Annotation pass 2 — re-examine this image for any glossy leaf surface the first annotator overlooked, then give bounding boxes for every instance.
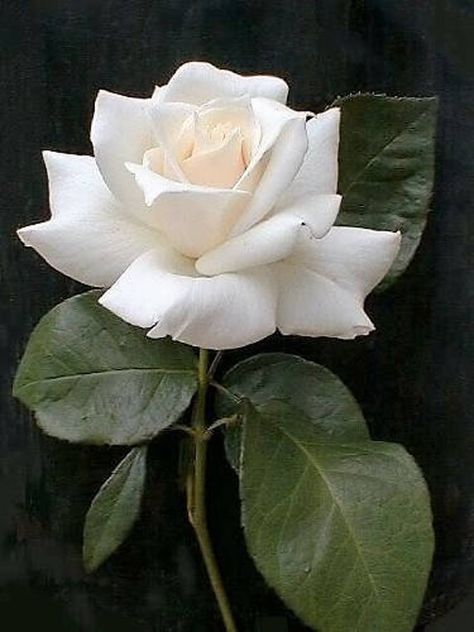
[218,353,368,471]
[241,401,434,632]
[335,94,437,286]
[14,291,198,444]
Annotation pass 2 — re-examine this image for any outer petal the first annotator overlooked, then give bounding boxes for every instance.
[17,152,172,287]
[158,61,289,105]
[127,163,250,258]
[271,193,341,236]
[276,226,401,339]
[230,98,309,235]
[278,108,340,208]
[99,250,278,350]
[196,194,341,276]
[196,214,303,276]
[276,263,375,339]
[292,226,401,299]
[90,90,155,207]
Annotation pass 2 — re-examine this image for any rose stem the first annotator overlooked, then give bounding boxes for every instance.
[187,348,238,632]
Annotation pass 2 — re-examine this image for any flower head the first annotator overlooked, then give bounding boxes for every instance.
[18,62,400,349]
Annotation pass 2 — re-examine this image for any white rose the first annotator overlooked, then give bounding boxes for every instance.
[18,62,400,350]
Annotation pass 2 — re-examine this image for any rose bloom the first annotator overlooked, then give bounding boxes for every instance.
[18,62,400,350]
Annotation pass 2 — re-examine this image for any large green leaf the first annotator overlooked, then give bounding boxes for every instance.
[335,94,437,286]
[83,446,147,572]
[241,402,434,632]
[217,353,369,471]
[13,291,198,445]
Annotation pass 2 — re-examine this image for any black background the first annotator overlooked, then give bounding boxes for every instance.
[1,1,473,631]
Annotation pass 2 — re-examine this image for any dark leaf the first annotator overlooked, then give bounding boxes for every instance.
[217,353,368,472]
[83,446,147,572]
[241,402,434,632]
[13,291,198,444]
[335,94,438,287]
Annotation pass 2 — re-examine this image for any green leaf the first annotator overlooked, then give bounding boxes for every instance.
[335,93,438,287]
[222,419,243,474]
[13,291,198,445]
[218,354,434,630]
[241,402,434,632]
[217,353,369,471]
[83,446,147,572]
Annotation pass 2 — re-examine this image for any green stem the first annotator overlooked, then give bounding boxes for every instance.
[187,349,238,632]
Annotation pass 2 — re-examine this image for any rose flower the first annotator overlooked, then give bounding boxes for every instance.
[18,62,400,349]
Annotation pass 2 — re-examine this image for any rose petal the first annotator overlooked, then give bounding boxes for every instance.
[276,263,375,339]
[147,101,196,180]
[292,226,401,298]
[196,214,302,276]
[271,193,341,237]
[229,98,309,235]
[127,163,250,257]
[195,96,259,163]
[279,108,340,207]
[148,101,196,149]
[195,194,340,276]
[143,147,164,172]
[17,152,171,287]
[99,250,278,350]
[276,225,401,338]
[158,61,289,105]
[181,129,246,188]
[90,90,155,207]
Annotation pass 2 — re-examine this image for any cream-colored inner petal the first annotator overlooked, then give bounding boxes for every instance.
[181,128,246,189]
[143,101,260,190]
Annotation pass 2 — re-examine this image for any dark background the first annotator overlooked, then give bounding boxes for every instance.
[1,1,473,630]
